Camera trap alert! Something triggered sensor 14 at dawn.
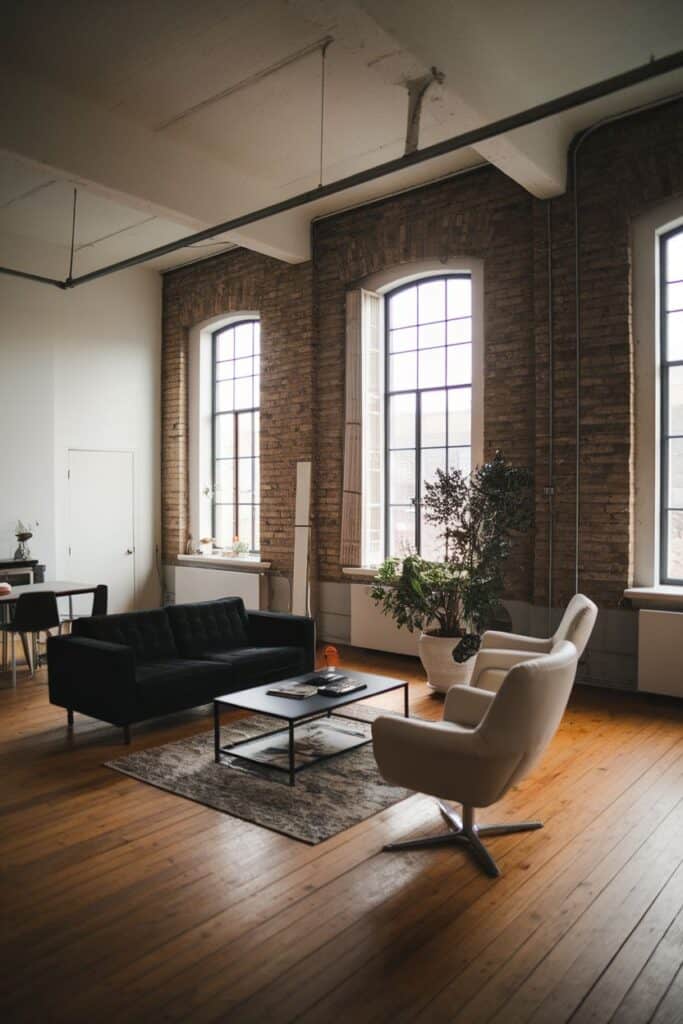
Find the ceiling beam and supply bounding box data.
[2,48,681,290]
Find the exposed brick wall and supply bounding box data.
[161,99,683,609]
[312,168,536,599]
[540,99,683,608]
[162,250,313,574]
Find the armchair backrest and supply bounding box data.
[552,593,597,657]
[478,641,578,792]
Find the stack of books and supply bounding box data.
[267,672,366,699]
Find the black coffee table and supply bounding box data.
[213,670,409,786]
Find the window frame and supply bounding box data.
[659,225,683,584]
[211,318,260,553]
[383,272,473,559]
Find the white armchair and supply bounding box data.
[481,592,598,655]
[471,593,598,693]
[372,641,579,877]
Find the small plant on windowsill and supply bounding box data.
[231,536,250,557]
[370,451,533,692]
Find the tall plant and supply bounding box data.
[370,451,533,638]
[424,451,533,631]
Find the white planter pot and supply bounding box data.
[418,632,475,693]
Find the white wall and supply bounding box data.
[0,267,162,608]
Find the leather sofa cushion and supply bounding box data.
[135,659,232,717]
[201,645,307,687]
[166,598,249,658]
[74,609,178,662]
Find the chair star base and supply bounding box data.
[383,802,543,878]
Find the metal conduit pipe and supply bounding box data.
[0,49,682,291]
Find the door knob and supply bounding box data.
[125,548,134,555]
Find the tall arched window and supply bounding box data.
[660,226,683,583]
[212,319,260,551]
[385,274,473,560]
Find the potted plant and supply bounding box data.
[370,451,533,692]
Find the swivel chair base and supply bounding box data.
[383,802,542,878]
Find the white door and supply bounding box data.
[67,449,135,614]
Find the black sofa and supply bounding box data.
[48,597,315,742]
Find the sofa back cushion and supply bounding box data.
[166,598,249,658]
[73,608,178,662]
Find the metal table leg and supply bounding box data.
[404,682,410,717]
[213,702,221,763]
[288,721,295,786]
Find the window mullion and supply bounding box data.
[416,390,422,554]
[659,227,683,584]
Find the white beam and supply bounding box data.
[0,66,311,263]
[357,0,567,196]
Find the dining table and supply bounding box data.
[0,580,99,674]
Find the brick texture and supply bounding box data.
[161,99,683,609]
[162,250,313,574]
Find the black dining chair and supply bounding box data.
[91,585,109,616]
[60,584,108,631]
[0,591,60,687]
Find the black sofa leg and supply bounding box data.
[67,709,74,728]
[123,725,131,745]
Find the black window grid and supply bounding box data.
[211,321,260,553]
[384,274,472,559]
[660,227,683,584]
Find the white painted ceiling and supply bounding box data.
[0,0,682,282]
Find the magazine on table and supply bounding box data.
[267,671,367,699]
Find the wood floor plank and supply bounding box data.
[411,746,683,1024]
[610,905,683,1024]
[1,648,682,1024]
[649,964,683,1024]
[84,690,651,1023]
[568,865,683,1024]
[219,733,683,1024]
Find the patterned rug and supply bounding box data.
[105,709,413,844]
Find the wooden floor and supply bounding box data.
[1,648,683,1024]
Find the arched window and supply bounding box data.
[212,319,260,551]
[385,274,472,560]
[340,262,482,569]
[660,226,683,583]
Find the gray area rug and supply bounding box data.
[106,709,413,844]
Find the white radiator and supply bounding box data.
[175,566,263,609]
[638,609,683,697]
[350,584,419,656]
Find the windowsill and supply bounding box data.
[342,566,379,578]
[624,585,683,609]
[177,554,271,571]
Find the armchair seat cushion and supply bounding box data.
[200,645,308,687]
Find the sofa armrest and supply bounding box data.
[47,635,138,725]
[246,611,316,670]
